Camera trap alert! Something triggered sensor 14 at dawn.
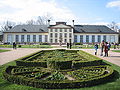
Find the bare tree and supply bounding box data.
[25,13,53,25]
[108,21,119,32]
[36,13,53,25]
[26,19,36,25]
[36,16,45,25]
[1,20,16,31]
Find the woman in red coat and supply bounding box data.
[104,42,108,57]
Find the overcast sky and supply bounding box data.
[0,0,120,27]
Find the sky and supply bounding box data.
[0,0,120,29]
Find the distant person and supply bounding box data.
[69,41,72,49]
[13,42,17,49]
[67,42,69,48]
[107,42,111,51]
[94,44,98,55]
[104,42,109,57]
[100,40,105,56]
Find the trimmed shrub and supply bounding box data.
[3,65,115,89]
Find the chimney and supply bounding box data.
[47,20,50,27]
[72,20,74,27]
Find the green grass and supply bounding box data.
[0,52,120,90]
[112,50,120,53]
[0,49,11,53]
[0,45,53,48]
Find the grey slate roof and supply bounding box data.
[4,24,118,34]
[4,25,48,33]
[74,25,118,34]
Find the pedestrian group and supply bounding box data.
[94,40,113,57]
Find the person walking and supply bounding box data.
[13,42,17,49]
[67,42,69,48]
[100,40,105,56]
[104,42,109,57]
[94,44,98,55]
[107,42,111,51]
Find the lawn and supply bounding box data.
[0,45,53,48]
[0,53,120,90]
[0,49,10,53]
[112,50,120,53]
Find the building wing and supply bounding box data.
[4,25,48,33]
[74,25,118,34]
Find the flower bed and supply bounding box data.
[16,49,103,69]
[3,49,115,89]
[3,65,114,89]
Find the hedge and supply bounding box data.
[3,65,114,89]
[16,60,47,67]
[16,49,103,69]
[73,60,103,68]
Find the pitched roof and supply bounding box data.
[3,24,119,34]
[4,25,48,33]
[74,25,118,34]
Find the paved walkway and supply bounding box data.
[0,48,66,65]
[0,48,120,66]
[82,49,120,66]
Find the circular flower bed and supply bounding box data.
[3,65,114,89]
[3,49,115,89]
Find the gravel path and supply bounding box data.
[0,48,61,65]
[82,49,120,66]
[0,48,120,66]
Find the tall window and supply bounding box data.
[7,34,12,43]
[60,29,62,32]
[45,35,48,42]
[98,35,101,42]
[50,33,53,37]
[69,29,72,32]
[55,39,57,43]
[55,29,57,32]
[86,35,89,43]
[50,29,53,32]
[103,35,106,41]
[80,35,83,43]
[65,29,67,32]
[64,33,67,37]
[39,35,42,42]
[60,33,62,37]
[50,39,53,43]
[27,35,30,42]
[15,35,19,42]
[69,33,72,38]
[21,35,24,42]
[33,35,36,42]
[74,35,77,43]
[55,33,58,38]
[92,35,95,43]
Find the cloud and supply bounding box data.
[106,0,120,9]
[0,0,76,24]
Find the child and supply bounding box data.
[94,44,98,55]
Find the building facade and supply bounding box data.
[3,22,119,44]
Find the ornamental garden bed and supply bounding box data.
[3,49,115,89]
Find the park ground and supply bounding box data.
[0,47,120,90]
[0,47,120,66]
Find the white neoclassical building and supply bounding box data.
[3,21,119,44]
